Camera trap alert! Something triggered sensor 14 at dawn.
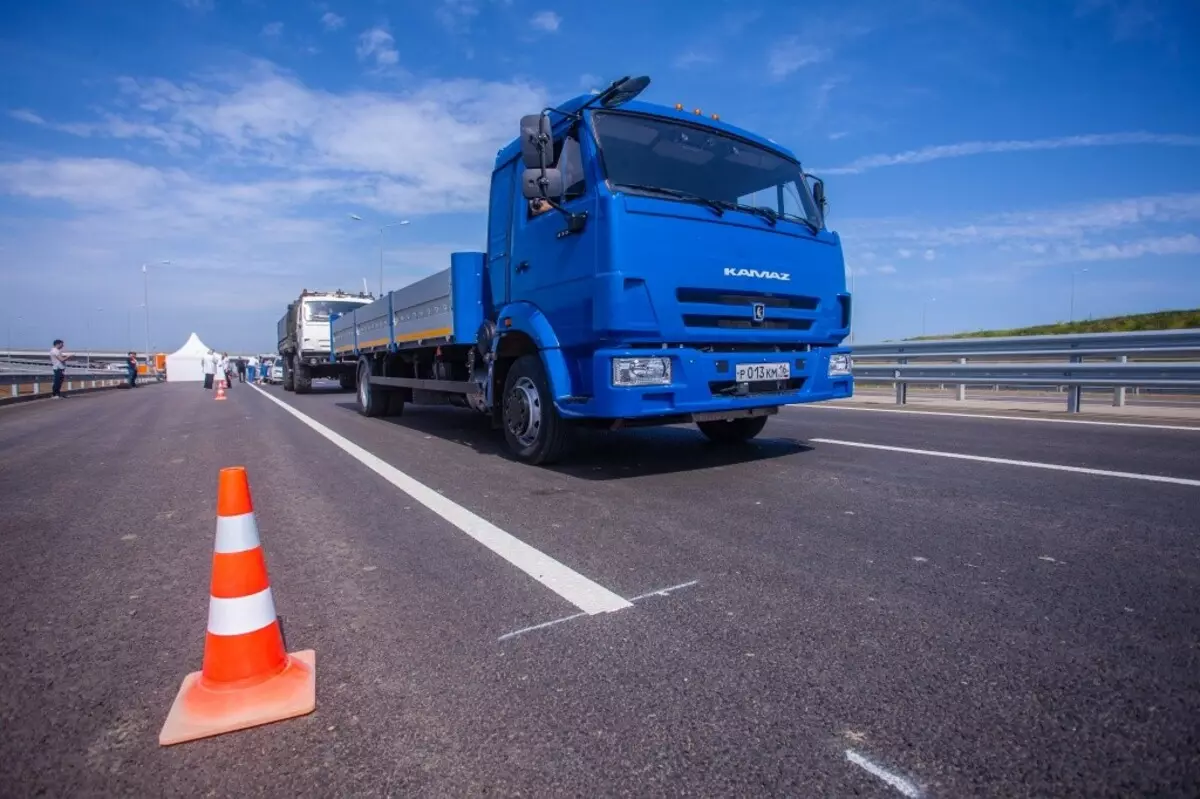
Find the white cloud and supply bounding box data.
[923,249,936,261]
[673,51,717,69]
[1031,234,1200,266]
[529,10,561,32]
[897,248,913,259]
[877,264,898,275]
[436,0,481,32]
[357,26,400,68]
[8,109,45,125]
[767,38,830,79]
[820,132,1200,175]
[320,12,345,31]
[177,0,213,11]
[261,22,283,38]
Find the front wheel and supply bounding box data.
[293,361,312,394]
[697,415,769,444]
[501,354,572,465]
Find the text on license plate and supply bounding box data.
[735,362,790,382]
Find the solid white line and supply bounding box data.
[812,438,1200,487]
[845,749,922,798]
[791,403,1200,432]
[214,512,261,554]
[250,384,633,615]
[207,587,277,636]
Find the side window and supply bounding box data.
[560,130,586,199]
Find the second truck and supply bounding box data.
[278,288,374,393]
[330,74,854,464]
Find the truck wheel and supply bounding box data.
[282,357,294,391]
[339,373,355,392]
[385,390,406,417]
[357,360,384,417]
[697,415,769,444]
[501,354,571,465]
[294,362,312,394]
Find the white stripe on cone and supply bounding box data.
[214,512,262,554]
[207,587,278,636]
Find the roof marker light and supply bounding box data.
[675,103,684,111]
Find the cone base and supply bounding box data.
[158,649,315,746]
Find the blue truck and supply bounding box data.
[330,75,853,464]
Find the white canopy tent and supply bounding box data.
[165,333,212,382]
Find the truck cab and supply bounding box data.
[491,78,852,437]
[279,289,374,393]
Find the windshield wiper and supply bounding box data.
[732,203,779,227]
[780,212,821,235]
[615,184,726,216]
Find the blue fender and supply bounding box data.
[492,302,574,403]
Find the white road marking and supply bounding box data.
[793,403,1200,432]
[845,749,923,798]
[812,438,1200,487]
[498,580,700,641]
[250,385,632,615]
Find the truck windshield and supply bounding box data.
[592,111,823,230]
[304,301,364,321]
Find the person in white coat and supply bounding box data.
[202,349,216,389]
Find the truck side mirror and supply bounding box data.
[807,173,827,215]
[522,167,564,200]
[519,113,554,171]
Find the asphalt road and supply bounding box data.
[1,382,1197,797]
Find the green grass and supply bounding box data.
[908,309,1200,340]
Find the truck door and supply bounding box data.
[487,161,516,304]
[508,125,596,347]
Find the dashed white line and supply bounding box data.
[793,403,1200,432]
[812,438,1200,487]
[845,749,923,798]
[250,385,632,615]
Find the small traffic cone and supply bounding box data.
[214,380,226,401]
[159,466,315,746]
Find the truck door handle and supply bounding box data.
[515,261,530,273]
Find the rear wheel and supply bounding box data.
[697,415,769,444]
[357,360,384,417]
[501,354,571,465]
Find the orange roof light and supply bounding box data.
[693,108,702,115]
[711,113,720,120]
[674,103,684,111]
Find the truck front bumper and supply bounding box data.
[554,346,853,420]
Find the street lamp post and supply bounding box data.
[86,306,102,370]
[142,260,171,372]
[1069,267,1089,323]
[922,297,936,337]
[349,214,410,296]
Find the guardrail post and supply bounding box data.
[9,385,15,398]
[33,382,39,394]
[1113,355,1127,407]
[956,358,967,401]
[894,358,907,405]
[1066,355,1083,413]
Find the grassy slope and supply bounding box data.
[911,309,1200,340]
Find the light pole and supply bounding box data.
[349,214,410,296]
[921,296,936,337]
[1069,267,1089,323]
[86,306,103,370]
[142,260,171,371]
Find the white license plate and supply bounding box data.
[735,362,790,382]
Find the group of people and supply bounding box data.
[201,350,265,389]
[48,339,143,399]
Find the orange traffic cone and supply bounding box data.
[159,466,315,746]
[214,380,226,401]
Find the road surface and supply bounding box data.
[1,383,1197,797]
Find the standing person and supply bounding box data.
[127,352,138,387]
[247,354,259,384]
[50,339,71,399]
[219,352,233,390]
[203,349,216,389]
[236,357,247,383]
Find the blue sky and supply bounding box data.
[1,0,1198,352]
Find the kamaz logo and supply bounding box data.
[724,267,791,282]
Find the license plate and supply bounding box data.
[735,362,790,382]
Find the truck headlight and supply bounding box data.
[612,357,672,387]
[828,353,853,376]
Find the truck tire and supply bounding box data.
[501,354,571,465]
[282,356,294,391]
[293,361,312,394]
[357,360,385,417]
[697,415,769,444]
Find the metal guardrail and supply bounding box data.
[850,328,1200,413]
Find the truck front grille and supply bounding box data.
[676,288,820,310]
[683,315,814,331]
